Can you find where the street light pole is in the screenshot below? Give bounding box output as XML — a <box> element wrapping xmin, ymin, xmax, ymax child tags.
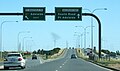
<box><xmin>74</xmin><ymin>33</ymin><xmax>80</xmax><ymax>48</ymax></box>
<box><xmin>25</xmin><ymin>40</ymin><xmax>33</xmax><ymax>52</ymax></box>
<box><xmin>84</xmin><ymin>26</ymin><xmax>90</xmax><ymax>49</ymax></box>
<box><xmin>74</xmin><ymin>32</ymin><xmax>83</xmax><ymax>48</ymax></box>
<box><xmin>75</xmin><ymin>26</ymin><xmax>90</xmax><ymax>49</ymax></box>
<box><xmin>0</xmin><ymin>21</ymin><xmax>18</xmax><ymax>58</ymax></box>
<box><xmin>22</xmin><ymin>37</ymin><xmax>32</xmax><ymax>52</ymax></box>
<box><xmin>17</xmin><ymin>31</ymin><xmax>30</xmax><ymax>52</ymax></box>
<box><xmin>83</xmin><ymin>8</ymin><xmax>107</xmax><ymax>50</ymax></box>
<box><xmin>80</xmin><ymin>34</ymin><xmax>83</xmax><ymax>48</ymax></box>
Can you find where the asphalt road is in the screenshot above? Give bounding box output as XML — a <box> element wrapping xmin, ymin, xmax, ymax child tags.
<box><xmin>0</xmin><ymin>49</ymin><xmax>112</xmax><ymax>71</ymax></box>
<box><xmin>0</xmin><ymin>56</ymin><xmax>42</xmax><ymax>71</ymax></box>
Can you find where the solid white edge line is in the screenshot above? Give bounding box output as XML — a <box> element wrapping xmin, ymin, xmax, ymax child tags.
<box><xmin>79</xmin><ymin>58</ymin><xmax>113</xmax><ymax>71</ymax></box>
<box><xmin>88</xmin><ymin>61</ymin><xmax>113</xmax><ymax>71</ymax></box>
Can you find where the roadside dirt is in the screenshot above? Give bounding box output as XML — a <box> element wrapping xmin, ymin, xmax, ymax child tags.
<box><xmin>108</xmin><ymin>64</ymin><xmax>120</xmax><ymax>70</ymax></box>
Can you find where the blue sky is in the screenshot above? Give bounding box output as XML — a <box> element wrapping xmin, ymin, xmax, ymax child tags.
<box><xmin>0</xmin><ymin>0</ymin><xmax>120</xmax><ymax>52</ymax></box>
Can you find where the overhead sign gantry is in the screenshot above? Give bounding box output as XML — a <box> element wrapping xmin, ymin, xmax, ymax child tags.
<box><xmin>0</xmin><ymin>7</ymin><xmax>102</xmax><ymax>58</ymax></box>
<box><xmin>55</xmin><ymin>7</ymin><xmax>82</xmax><ymax>21</ymax></box>
<box><xmin>23</xmin><ymin>7</ymin><xmax>45</xmax><ymax>20</ymax></box>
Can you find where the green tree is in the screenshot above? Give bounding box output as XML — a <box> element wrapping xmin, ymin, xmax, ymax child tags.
<box><xmin>110</xmin><ymin>52</ymin><xmax>116</xmax><ymax>58</ymax></box>
<box><xmin>116</xmin><ymin>50</ymin><xmax>120</xmax><ymax>55</ymax></box>
<box><xmin>53</xmin><ymin>48</ymin><xmax>61</xmax><ymax>53</ymax></box>
<box><xmin>41</xmin><ymin>49</ymin><xmax>44</xmax><ymax>55</ymax></box>
<box><xmin>101</xmin><ymin>49</ymin><xmax>110</xmax><ymax>54</ymax></box>
<box><xmin>33</xmin><ymin>50</ymin><xmax>37</xmax><ymax>54</ymax></box>
<box><xmin>37</xmin><ymin>49</ymin><xmax>41</xmax><ymax>54</ymax></box>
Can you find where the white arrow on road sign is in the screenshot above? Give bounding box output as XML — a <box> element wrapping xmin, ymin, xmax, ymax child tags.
<box><xmin>77</xmin><ymin>14</ymin><xmax>80</xmax><ymax>19</ymax></box>
<box><xmin>25</xmin><ymin>16</ymin><xmax>29</xmax><ymax>20</ymax></box>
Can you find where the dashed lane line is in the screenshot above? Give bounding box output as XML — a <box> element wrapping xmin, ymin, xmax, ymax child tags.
<box><xmin>60</xmin><ymin>66</ymin><xmax>62</xmax><ymax>68</ymax></box>
<box><xmin>55</xmin><ymin>60</ymin><xmax>69</xmax><ymax>71</ymax></box>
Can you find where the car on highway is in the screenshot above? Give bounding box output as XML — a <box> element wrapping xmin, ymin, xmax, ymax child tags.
<box><xmin>32</xmin><ymin>54</ymin><xmax>37</xmax><ymax>60</ymax></box>
<box><xmin>71</xmin><ymin>54</ymin><xmax>77</xmax><ymax>59</ymax></box>
<box><xmin>4</xmin><ymin>53</ymin><xmax>26</xmax><ymax>69</ymax></box>
<box><xmin>72</xmin><ymin>47</ymin><xmax>74</xmax><ymax>49</ymax></box>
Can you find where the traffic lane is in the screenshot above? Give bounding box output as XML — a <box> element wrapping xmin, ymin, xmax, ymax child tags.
<box><xmin>59</xmin><ymin>48</ymin><xmax>111</xmax><ymax>71</ymax></box>
<box><xmin>0</xmin><ymin>62</ymin><xmax>3</xmax><ymax>70</ymax></box>
<box><xmin>24</xmin><ymin>49</ymin><xmax>111</xmax><ymax>71</ymax></box>
<box><xmin>24</xmin><ymin>49</ymin><xmax>72</xmax><ymax>71</ymax></box>
<box><xmin>58</xmin><ymin>58</ymin><xmax>111</xmax><ymax>71</ymax></box>
<box><xmin>0</xmin><ymin>49</ymin><xmax>71</xmax><ymax>71</ymax></box>
<box><xmin>64</xmin><ymin>49</ymin><xmax>74</xmax><ymax>59</ymax></box>
<box><xmin>23</xmin><ymin>49</ymin><xmax>71</xmax><ymax>71</ymax></box>
<box><xmin>23</xmin><ymin>56</ymin><xmax>70</xmax><ymax>71</ymax></box>
<box><xmin>0</xmin><ymin>58</ymin><xmax>41</xmax><ymax>70</ymax></box>
<box><xmin>26</xmin><ymin>57</ymin><xmax>41</xmax><ymax>68</ymax></box>
<box><xmin>0</xmin><ymin>62</ymin><xmax>3</xmax><ymax>66</ymax></box>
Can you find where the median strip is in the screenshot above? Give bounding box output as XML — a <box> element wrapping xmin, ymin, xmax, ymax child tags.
<box><xmin>39</xmin><ymin>48</ymin><xmax>67</xmax><ymax>63</ymax></box>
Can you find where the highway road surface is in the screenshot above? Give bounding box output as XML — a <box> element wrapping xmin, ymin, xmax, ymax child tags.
<box><xmin>0</xmin><ymin>49</ymin><xmax>112</xmax><ymax>71</ymax></box>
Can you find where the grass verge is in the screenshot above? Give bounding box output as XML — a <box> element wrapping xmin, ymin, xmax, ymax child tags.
<box><xmin>76</xmin><ymin>48</ymin><xmax>120</xmax><ymax>71</ymax></box>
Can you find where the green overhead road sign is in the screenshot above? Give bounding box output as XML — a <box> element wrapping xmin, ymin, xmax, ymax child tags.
<box><xmin>55</xmin><ymin>7</ymin><xmax>82</xmax><ymax>21</ymax></box>
<box><xmin>23</xmin><ymin>7</ymin><xmax>45</xmax><ymax>21</ymax></box>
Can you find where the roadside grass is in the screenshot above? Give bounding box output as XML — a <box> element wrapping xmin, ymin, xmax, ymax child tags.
<box><xmin>49</xmin><ymin>49</ymin><xmax>65</xmax><ymax>59</ymax></box>
<box><xmin>23</xmin><ymin>55</ymin><xmax>32</xmax><ymax>59</ymax></box>
<box><xmin>76</xmin><ymin>48</ymin><xmax>120</xmax><ymax>70</ymax></box>
<box><xmin>96</xmin><ymin>59</ymin><xmax>120</xmax><ymax>66</ymax></box>
<box><xmin>40</xmin><ymin>55</ymin><xmax>50</xmax><ymax>60</ymax></box>
<box><xmin>0</xmin><ymin>58</ymin><xmax>4</xmax><ymax>62</ymax></box>
<box><xmin>40</xmin><ymin>48</ymin><xmax>66</xmax><ymax>60</ymax></box>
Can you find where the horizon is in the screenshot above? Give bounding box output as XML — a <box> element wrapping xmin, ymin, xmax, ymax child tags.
<box><xmin>0</xmin><ymin>0</ymin><xmax>120</xmax><ymax>52</ymax></box>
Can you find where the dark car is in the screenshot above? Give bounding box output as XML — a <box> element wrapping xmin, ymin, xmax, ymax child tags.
<box><xmin>72</xmin><ymin>47</ymin><xmax>74</xmax><ymax>49</ymax></box>
<box><xmin>71</xmin><ymin>54</ymin><xmax>77</xmax><ymax>59</ymax></box>
<box><xmin>32</xmin><ymin>54</ymin><xmax>37</xmax><ymax>60</ymax></box>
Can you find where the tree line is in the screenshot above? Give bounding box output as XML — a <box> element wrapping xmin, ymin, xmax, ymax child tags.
<box><xmin>32</xmin><ymin>47</ymin><xmax>61</xmax><ymax>55</ymax></box>
<box><xmin>101</xmin><ymin>49</ymin><xmax>120</xmax><ymax>58</ymax></box>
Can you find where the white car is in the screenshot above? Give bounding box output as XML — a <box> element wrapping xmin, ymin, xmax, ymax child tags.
<box><xmin>4</xmin><ymin>53</ymin><xmax>26</xmax><ymax>69</ymax></box>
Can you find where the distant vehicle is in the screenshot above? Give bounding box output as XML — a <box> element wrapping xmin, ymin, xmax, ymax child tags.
<box><xmin>4</xmin><ymin>53</ymin><xmax>26</xmax><ymax>69</ymax></box>
<box><xmin>32</xmin><ymin>54</ymin><xmax>37</xmax><ymax>60</ymax></box>
<box><xmin>71</xmin><ymin>54</ymin><xmax>77</xmax><ymax>59</ymax></box>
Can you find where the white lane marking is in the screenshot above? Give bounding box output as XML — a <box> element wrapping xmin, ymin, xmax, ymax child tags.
<box><xmin>88</xmin><ymin>62</ymin><xmax>113</xmax><ymax>71</ymax></box>
<box><xmin>64</xmin><ymin>62</ymin><xmax>66</xmax><ymax>64</ymax></box>
<box><xmin>65</xmin><ymin>60</ymin><xmax>68</xmax><ymax>63</ymax></box>
<box><xmin>64</xmin><ymin>60</ymin><xmax>68</xmax><ymax>64</ymax></box>
<box><xmin>39</xmin><ymin>57</ymin><xmax>43</xmax><ymax>64</ymax></box>
<box><xmin>60</xmin><ymin>66</ymin><xmax>62</xmax><ymax>68</ymax></box>
<box><xmin>79</xmin><ymin>58</ymin><xmax>112</xmax><ymax>71</ymax></box>
<box><xmin>55</xmin><ymin>70</ymin><xmax>58</xmax><ymax>71</ymax></box>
